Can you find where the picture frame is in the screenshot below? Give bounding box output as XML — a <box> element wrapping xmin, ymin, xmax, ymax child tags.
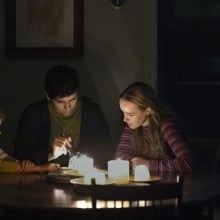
<box><xmin>5</xmin><ymin>0</ymin><xmax>84</xmax><ymax>58</ymax></box>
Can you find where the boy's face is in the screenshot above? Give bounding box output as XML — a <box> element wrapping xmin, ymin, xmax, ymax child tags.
<box><xmin>50</xmin><ymin>92</ymin><xmax>78</xmax><ymax>117</ymax></box>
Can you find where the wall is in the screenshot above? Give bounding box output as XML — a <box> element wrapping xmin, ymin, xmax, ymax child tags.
<box><xmin>158</xmin><ymin>0</ymin><xmax>220</xmax><ymax>138</ymax></box>
<box><xmin>0</xmin><ymin>0</ymin><xmax>157</xmax><ymax>155</ymax></box>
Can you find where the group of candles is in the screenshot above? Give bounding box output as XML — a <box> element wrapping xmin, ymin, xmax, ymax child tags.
<box><xmin>108</xmin><ymin>159</ymin><xmax>150</xmax><ymax>184</ymax></box>
<box><xmin>70</xmin><ymin>155</ymin><xmax>150</xmax><ymax>185</ymax></box>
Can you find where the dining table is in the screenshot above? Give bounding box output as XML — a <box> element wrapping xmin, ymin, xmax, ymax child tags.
<box><xmin>0</xmin><ymin>170</ymin><xmax>220</xmax><ymax>219</ymax></box>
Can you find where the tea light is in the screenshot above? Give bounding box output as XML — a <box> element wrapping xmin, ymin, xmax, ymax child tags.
<box><xmin>84</xmin><ymin>168</ymin><xmax>106</xmax><ymax>185</ymax></box>
<box><xmin>134</xmin><ymin>165</ymin><xmax>150</xmax><ymax>181</ymax></box>
<box><xmin>75</xmin><ymin>155</ymin><xmax>94</xmax><ymax>176</ymax></box>
<box><xmin>108</xmin><ymin>159</ymin><xmax>129</xmax><ymax>184</ymax></box>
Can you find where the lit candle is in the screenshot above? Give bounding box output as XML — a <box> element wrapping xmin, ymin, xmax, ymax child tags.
<box><xmin>75</xmin><ymin>155</ymin><xmax>94</xmax><ymax>176</ymax></box>
<box><xmin>134</xmin><ymin>165</ymin><xmax>150</xmax><ymax>181</ymax></box>
<box><xmin>95</xmin><ymin>171</ymin><xmax>106</xmax><ymax>184</ymax></box>
<box><xmin>68</xmin><ymin>155</ymin><xmax>79</xmax><ymax>169</ymax></box>
<box><xmin>108</xmin><ymin>159</ymin><xmax>129</xmax><ymax>184</ymax></box>
<box><xmin>84</xmin><ymin>168</ymin><xmax>106</xmax><ymax>185</ymax></box>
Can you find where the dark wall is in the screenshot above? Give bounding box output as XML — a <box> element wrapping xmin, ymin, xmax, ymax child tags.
<box><xmin>0</xmin><ymin>1</ymin><xmax>157</xmax><ymax>155</ymax></box>
<box><xmin>157</xmin><ymin>0</ymin><xmax>220</xmax><ymax>138</ymax></box>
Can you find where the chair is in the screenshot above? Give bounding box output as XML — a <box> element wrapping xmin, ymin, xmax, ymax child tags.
<box><xmin>206</xmin><ymin>194</ymin><xmax>220</xmax><ymax>220</ymax></box>
<box><xmin>90</xmin><ymin>175</ymin><xmax>183</xmax><ymax>220</ymax></box>
<box><xmin>189</xmin><ymin>137</ymin><xmax>220</xmax><ymax>173</ymax></box>
<box><xmin>187</xmin><ymin>137</ymin><xmax>220</xmax><ymax>220</ymax></box>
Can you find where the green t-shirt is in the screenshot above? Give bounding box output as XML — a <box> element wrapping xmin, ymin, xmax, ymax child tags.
<box><xmin>48</xmin><ymin>100</ymin><xmax>82</xmax><ymax>166</ymax></box>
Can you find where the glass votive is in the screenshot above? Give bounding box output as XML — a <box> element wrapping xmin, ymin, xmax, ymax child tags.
<box><xmin>94</xmin><ymin>171</ymin><xmax>106</xmax><ymax>185</ymax></box>
<box><xmin>108</xmin><ymin>159</ymin><xmax>129</xmax><ymax>184</ymax></box>
<box><xmin>84</xmin><ymin>168</ymin><xmax>106</xmax><ymax>185</ymax></box>
<box><xmin>75</xmin><ymin>155</ymin><xmax>94</xmax><ymax>176</ymax></box>
<box><xmin>134</xmin><ymin>165</ymin><xmax>150</xmax><ymax>181</ymax></box>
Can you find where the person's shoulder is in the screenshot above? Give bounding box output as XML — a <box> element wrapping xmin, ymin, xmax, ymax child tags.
<box><xmin>80</xmin><ymin>96</ymin><xmax>105</xmax><ymax>117</ymax></box>
<box><xmin>81</xmin><ymin>96</ymin><xmax>100</xmax><ymax>108</ymax></box>
<box><xmin>160</xmin><ymin>116</ymin><xmax>187</xmax><ymax>136</ymax></box>
<box><xmin>24</xmin><ymin>99</ymin><xmax>47</xmax><ymax>109</ymax></box>
<box><xmin>81</xmin><ymin>96</ymin><xmax>91</xmax><ymax>103</ymax></box>
<box><xmin>21</xmin><ymin>99</ymin><xmax>48</xmax><ymax>115</ymax></box>
<box><xmin>160</xmin><ymin>117</ymin><xmax>178</xmax><ymax>127</ymax></box>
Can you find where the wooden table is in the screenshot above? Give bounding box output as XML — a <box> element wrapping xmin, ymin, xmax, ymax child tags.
<box><xmin>0</xmin><ymin>171</ymin><xmax>219</xmax><ymax>219</ymax></box>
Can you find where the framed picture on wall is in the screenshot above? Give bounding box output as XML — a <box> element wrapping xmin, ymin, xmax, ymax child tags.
<box><xmin>5</xmin><ymin>0</ymin><xmax>84</xmax><ymax>58</ymax></box>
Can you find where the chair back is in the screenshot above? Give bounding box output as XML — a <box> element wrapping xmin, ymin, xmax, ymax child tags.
<box><xmin>91</xmin><ymin>175</ymin><xmax>183</xmax><ymax>220</ymax></box>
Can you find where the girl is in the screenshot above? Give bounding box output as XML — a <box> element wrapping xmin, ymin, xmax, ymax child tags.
<box><xmin>116</xmin><ymin>82</ymin><xmax>193</xmax><ymax>173</ymax></box>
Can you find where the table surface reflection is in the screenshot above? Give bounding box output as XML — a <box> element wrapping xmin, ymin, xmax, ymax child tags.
<box><xmin>0</xmin><ymin>172</ymin><xmax>220</xmax><ymax>210</ymax></box>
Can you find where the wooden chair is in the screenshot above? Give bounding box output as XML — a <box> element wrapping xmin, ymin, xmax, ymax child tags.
<box><xmin>90</xmin><ymin>175</ymin><xmax>183</xmax><ymax>220</ymax></box>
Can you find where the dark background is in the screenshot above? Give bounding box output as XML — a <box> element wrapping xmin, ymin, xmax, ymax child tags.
<box><xmin>157</xmin><ymin>0</ymin><xmax>220</xmax><ymax>139</ymax></box>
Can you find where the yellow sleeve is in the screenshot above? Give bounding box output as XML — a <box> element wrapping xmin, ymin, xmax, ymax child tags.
<box><xmin>0</xmin><ymin>148</ymin><xmax>21</xmax><ymax>172</ymax></box>
<box><xmin>0</xmin><ymin>160</ymin><xmax>22</xmax><ymax>172</ymax></box>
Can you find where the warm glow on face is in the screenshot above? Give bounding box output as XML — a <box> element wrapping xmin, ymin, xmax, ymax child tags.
<box><xmin>119</xmin><ymin>100</ymin><xmax>148</xmax><ymax>129</ymax></box>
<box><xmin>51</xmin><ymin>92</ymin><xmax>78</xmax><ymax>117</ymax></box>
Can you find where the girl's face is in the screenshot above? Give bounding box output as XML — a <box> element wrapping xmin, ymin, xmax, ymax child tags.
<box><xmin>119</xmin><ymin>99</ymin><xmax>151</xmax><ymax>129</ymax></box>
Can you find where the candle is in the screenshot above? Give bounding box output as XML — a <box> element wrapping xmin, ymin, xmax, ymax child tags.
<box><xmin>108</xmin><ymin>159</ymin><xmax>129</xmax><ymax>184</ymax></box>
<box><xmin>84</xmin><ymin>168</ymin><xmax>106</xmax><ymax>185</ymax></box>
<box><xmin>75</xmin><ymin>155</ymin><xmax>94</xmax><ymax>176</ymax></box>
<box><xmin>95</xmin><ymin>171</ymin><xmax>106</xmax><ymax>185</ymax></box>
<box><xmin>68</xmin><ymin>155</ymin><xmax>79</xmax><ymax>169</ymax></box>
<box><xmin>134</xmin><ymin>165</ymin><xmax>150</xmax><ymax>181</ymax></box>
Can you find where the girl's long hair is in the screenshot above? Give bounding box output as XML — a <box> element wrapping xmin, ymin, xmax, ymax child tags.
<box><xmin>120</xmin><ymin>82</ymin><xmax>171</xmax><ymax>159</ymax></box>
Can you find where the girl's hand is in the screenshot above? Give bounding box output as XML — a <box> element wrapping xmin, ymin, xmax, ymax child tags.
<box><xmin>131</xmin><ymin>157</ymin><xmax>150</xmax><ymax>170</ymax></box>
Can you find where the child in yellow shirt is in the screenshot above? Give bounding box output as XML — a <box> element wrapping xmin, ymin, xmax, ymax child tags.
<box><xmin>0</xmin><ymin>110</ymin><xmax>60</xmax><ymax>173</ymax></box>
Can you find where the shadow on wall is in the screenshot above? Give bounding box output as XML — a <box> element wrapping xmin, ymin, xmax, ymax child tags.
<box><xmin>79</xmin><ymin>34</ymin><xmax>125</xmax><ymax>149</ymax></box>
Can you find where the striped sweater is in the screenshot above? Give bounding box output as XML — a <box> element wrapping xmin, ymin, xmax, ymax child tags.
<box><xmin>115</xmin><ymin>119</ymin><xmax>193</xmax><ymax>173</ymax></box>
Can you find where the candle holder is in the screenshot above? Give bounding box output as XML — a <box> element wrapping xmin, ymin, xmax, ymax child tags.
<box><xmin>75</xmin><ymin>155</ymin><xmax>94</xmax><ymax>176</ymax></box>
<box><xmin>134</xmin><ymin>165</ymin><xmax>150</xmax><ymax>182</ymax></box>
<box><xmin>84</xmin><ymin>168</ymin><xmax>106</xmax><ymax>185</ymax></box>
<box><xmin>108</xmin><ymin>159</ymin><xmax>129</xmax><ymax>184</ymax></box>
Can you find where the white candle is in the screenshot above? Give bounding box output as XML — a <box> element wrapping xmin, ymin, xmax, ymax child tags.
<box><xmin>108</xmin><ymin>159</ymin><xmax>129</xmax><ymax>184</ymax></box>
<box><xmin>95</xmin><ymin>171</ymin><xmax>106</xmax><ymax>184</ymax></box>
<box><xmin>84</xmin><ymin>168</ymin><xmax>96</xmax><ymax>184</ymax></box>
<box><xmin>75</xmin><ymin>155</ymin><xmax>94</xmax><ymax>176</ymax></box>
<box><xmin>134</xmin><ymin>165</ymin><xmax>150</xmax><ymax>181</ymax></box>
<box><xmin>84</xmin><ymin>168</ymin><xmax>106</xmax><ymax>185</ymax></box>
<box><xmin>68</xmin><ymin>155</ymin><xmax>79</xmax><ymax>169</ymax></box>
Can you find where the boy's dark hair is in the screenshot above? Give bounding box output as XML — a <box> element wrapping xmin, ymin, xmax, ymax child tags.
<box><xmin>45</xmin><ymin>65</ymin><xmax>80</xmax><ymax>99</ymax></box>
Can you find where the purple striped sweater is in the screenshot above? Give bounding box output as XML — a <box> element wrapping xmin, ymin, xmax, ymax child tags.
<box><xmin>115</xmin><ymin>119</ymin><xmax>193</xmax><ymax>173</ymax></box>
